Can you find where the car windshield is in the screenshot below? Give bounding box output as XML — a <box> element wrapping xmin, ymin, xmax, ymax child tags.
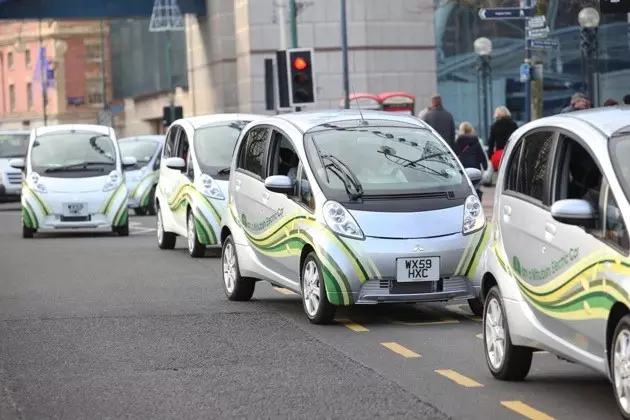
<box><xmin>305</xmin><ymin>122</ymin><xmax>464</xmax><ymax>197</ymax></box>
<box><xmin>31</xmin><ymin>131</ymin><xmax>117</xmax><ymax>178</ymax></box>
<box><xmin>119</xmin><ymin>139</ymin><xmax>159</xmax><ymax>167</ymax></box>
<box><xmin>193</xmin><ymin>120</ymin><xmax>250</xmax><ymax>176</ymax></box>
<box><xmin>611</xmin><ymin>136</ymin><xmax>630</xmax><ymax>201</ymax></box>
<box><xmin>0</xmin><ymin>133</ymin><xmax>29</xmax><ymax>158</ymax></box>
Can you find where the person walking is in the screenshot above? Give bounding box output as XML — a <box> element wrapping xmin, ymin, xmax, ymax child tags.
<box><xmin>454</xmin><ymin>122</ymin><xmax>488</xmax><ymax>200</ymax></box>
<box><xmin>487</xmin><ymin>105</ymin><xmax>518</xmax><ymax>173</ymax></box>
<box><xmin>421</xmin><ymin>94</ymin><xmax>456</xmax><ymax>150</ymax></box>
<box><xmin>561</xmin><ymin>93</ymin><xmax>590</xmax><ymax>113</ymax></box>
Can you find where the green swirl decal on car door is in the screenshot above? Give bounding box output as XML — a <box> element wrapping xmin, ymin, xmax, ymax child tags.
<box><xmin>167</xmin><ymin>183</ymin><xmax>221</xmax><ymax>246</ymax></box>
<box><xmin>455</xmin><ymin>225</ymin><xmax>491</xmax><ymax>279</ymax></box>
<box><xmin>132</xmin><ymin>171</ymin><xmax>159</xmax><ymax>207</ymax></box>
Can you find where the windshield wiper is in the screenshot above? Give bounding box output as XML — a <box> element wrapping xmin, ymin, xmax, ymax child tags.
<box><xmin>217</xmin><ymin>167</ymin><xmax>231</xmax><ymax>175</ymax></box>
<box><xmin>44</xmin><ymin>161</ymin><xmax>111</xmax><ymax>173</ymax></box>
<box><xmin>378</xmin><ymin>151</ymin><xmax>451</xmax><ymax>178</ymax></box>
<box><xmin>320</xmin><ymin>154</ymin><xmax>363</xmax><ymax>200</ymax></box>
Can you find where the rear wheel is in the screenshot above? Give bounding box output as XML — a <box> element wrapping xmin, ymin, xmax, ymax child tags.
<box><xmin>468</xmin><ymin>297</ymin><xmax>484</xmax><ymax>316</ymax></box>
<box><xmin>22</xmin><ymin>225</ymin><xmax>35</xmax><ymax>238</ymax></box>
<box><xmin>114</xmin><ymin>224</ymin><xmax>129</xmax><ymax>237</ymax></box>
<box><xmin>187</xmin><ymin>210</ymin><xmax>206</xmax><ymax>257</ymax></box>
<box><xmin>156</xmin><ymin>204</ymin><xmax>176</xmax><ymax>249</ymax></box>
<box><xmin>135</xmin><ymin>207</ymin><xmax>147</xmax><ymax>216</ymax></box>
<box><xmin>222</xmin><ymin>235</ymin><xmax>255</xmax><ymax>301</ymax></box>
<box><xmin>611</xmin><ymin>315</ymin><xmax>630</xmax><ymax>419</ymax></box>
<box><xmin>146</xmin><ymin>186</ymin><xmax>157</xmax><ymax>216</ymax></box>
<box><xmin>483</xmin><ymin>286</ymin><xmax>533</xmax><ymax>381</ymax></box>
<box><xmin>301</xmin><ymin>252</ymin><xmax>336</xmax><ymax>325</ymax></box>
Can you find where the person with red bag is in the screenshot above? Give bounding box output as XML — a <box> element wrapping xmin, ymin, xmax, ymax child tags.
<box><xmin>487</xmin><ymin>106</ymin><xmax>518</xmax><ymax>172</ymax></box>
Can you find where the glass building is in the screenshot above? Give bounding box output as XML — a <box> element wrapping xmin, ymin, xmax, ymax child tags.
<box><xmin>435</xmin><ymin>0</ymin><xmax>630</xmax><ymax>129</ymax></box>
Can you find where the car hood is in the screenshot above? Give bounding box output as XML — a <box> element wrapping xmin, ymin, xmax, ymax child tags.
<box><xmin>39</xmin><ymin>174</ymin><xmax>111</xmax><ymax>193</ymax></box>
<box><xmin>348</xmin><ymin>205</ymin><xmax>464</xmax><ymax>239</ymax></box>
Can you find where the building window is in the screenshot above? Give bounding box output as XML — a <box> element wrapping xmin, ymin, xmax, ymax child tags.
<box><xmin>9</xmin><ymin>84</ymin><xmax>15</xmax><ymax>112</ymax></box>
<box><xmin>26</xmin><ymin>82</ymin><xmax>33</xmax><ymax>110</ymax></box>
<box><xmin>87</xmin><ymin>79</ymin><xmax>103</xmax><ymax>104</ymax></box>
<box><xmin>7</xmin><ymin>52</ymin><xmax>14</xmax><ymax>69</ymax></box>
<box><xmin>25</xmin><ymin>49</ymin><xmax>31</xmax><ymax>67</ymax></box>
<box><xmin>85</xmin><ymin>43</ymin><xmax>102</xmax><ymax>62</ymax></box>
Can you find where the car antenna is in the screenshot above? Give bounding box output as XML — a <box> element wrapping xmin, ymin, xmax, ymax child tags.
<box><xmin>350</xmin><ymin>85</ymin><xmax>366</xmax><ymax>124</ymax></box>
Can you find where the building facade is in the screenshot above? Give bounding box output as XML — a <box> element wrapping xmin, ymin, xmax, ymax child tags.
<box><xmin>0</xmin><ymin>20</ymin><xmax>113</xmax><ymax>130</ymax></box>
<box><xmin>114</xmin><ymin>0</ymin><xmax>438</xmax><ymax>136</ymax></box>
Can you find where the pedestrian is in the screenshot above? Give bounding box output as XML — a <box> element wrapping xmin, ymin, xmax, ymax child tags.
<box><xmin>454</xmin><ymin>122</ymin><xmax>488</xmax><ymax>201</ymax></box>
<box><xmin>603</xmin><ymin>99</ymin><xmax>619</xmax><ymax>106</ymax></box>
<box><xmin>623</xmin><ymin>94</ymin><xmax>630</xmax><ymax>105</ymax></box>
<box><xmin>420</xmin><ymin>94</ymin><xmax>456</xmax><ymax>150</ymax></box>
<box><xmin>561</xmin><ymin>93</ymin><xmax>591</xmax><ymax>113</ymax></box>
<box><xmin>487</xmin><ymin>105</ymin><xmax>518</xmax><ymax>173</ymax></box>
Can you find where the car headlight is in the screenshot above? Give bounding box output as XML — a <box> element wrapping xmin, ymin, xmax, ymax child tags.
<box><xmin>462</xmin><ymin>194</ymin><xmax>485</xmax><ymax>235</ymax></box>
<box><xmin>103</xmin><ymin>170</ymin><xmax>121</xmax><ymax>192</ymax></box>
<box><xmin>200</xmin><ymin>173</ymin><xmax>224</xmax><ymax>200</ymax></box>
<box><xmin>27</xmin><ymin>172</ymin><xmax>47</xmax><ymax>193</ymax></box>
<box><xmin>322</xmin><ymin>200</ymin><xmax>364</xmax><ymax>240</ymax></box>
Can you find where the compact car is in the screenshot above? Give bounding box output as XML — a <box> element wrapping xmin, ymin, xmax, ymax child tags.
<box><xmin>0</xmin><ymin>130</ymin><xmax>29</xmax><ymax>201</ymax></box>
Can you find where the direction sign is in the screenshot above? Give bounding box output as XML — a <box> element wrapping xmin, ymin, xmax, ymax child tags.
<box><xmin>526</xmin><ymin>15</ymin><xmax>546</xmax><ymax>29</ymax></box>
<box><xmin>478</xmin><ymin>7</ymin><xmax>534</xmax><ymax>20</ymax></box>
<box><xmin>528</xmin><ymin>38</ymin><xmax>560</xmax><ymax>50</ymax></box>
<box><xmin>527</xmin><ymin>26</ymin><xmax>550</xmax><ymax>39</ymax></box>
<box><xmin>520</xmin><ymin>63</ymin><xmax>531</xmax><ymax>83</ymax></box>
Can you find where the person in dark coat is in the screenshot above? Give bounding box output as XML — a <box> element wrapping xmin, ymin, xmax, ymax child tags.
<box><xmin>487</xmin><ymin>105</ymin><xmax>518</xmax><ymax>171</ymax></box>
<box><xmin>454</xmin><ymin>122</ymin><xmax>488</xmax><ymax>200</ymax></box>
<box><xmin>604</xmin><ymin>99</ymin><xmax>618</xmax><ymax>106</ymax></box>
<box><xmin>421</xmin><ymin>94</ymin><xmax>456</xmax><ymax>150</ymax></box>
<box><xmin>623</xmin><ymin>94</ymin><xmax>630</xmax><ymax>105</ymax></box>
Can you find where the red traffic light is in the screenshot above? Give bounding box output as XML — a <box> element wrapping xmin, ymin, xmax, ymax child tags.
<box><xmin>293</xmin><ymin>57</ymin><xmax>308</xmax><ymax>71</ymax></box>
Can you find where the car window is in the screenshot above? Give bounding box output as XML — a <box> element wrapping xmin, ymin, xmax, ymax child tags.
<box><xmin>175</xmin><ymin>130</ymin><xmax>190</xmax><ymax>173</ymax></box>
<box><xmin>163</xmin><ymin>127</ymin><xmax>178</xmax><ymax>159</ymax></box>
<box><xmin>237</xmin><ymin>127</ymin><xmax>270</xmax><ymax>178</ymax></box>
<box><xmin>119</xmin><ymin>139</ymin><xmax>159</xmax><ymax>168</ymax></box>
<box><xmin>298</xmin><ymin>164</ymin><xmax>315</xmax><ymax>211</ymax></box>
<box><xmin>553</xmin><ymin>135</ymin><xmax>602</xmax><ymax>208</ymax></box>
<box><xmin>193</xmin><ymin>121</ymin><xmax>250</xmax><ymax>175</ymax></box>
<box><xmin>0</xmin><ymin>133</ymin><xmax>29</xmax><ymax>158</ymax></box>
<box><xmin>602</xmin><ymin>186</ymin><xmax>630</xmax><ymax>250</ymax></box>
<box><xmin>268</xmin><ymin>131</ymin><xmax>300</xmax><ymax>182</ymax></box>
<box><xmin>609</xmin><ymin>135</ymin><xmax>630</xmax><ymax>204</ymax></box>
<box><xmin>512</xmin><ymin>130</ymin><xmax>554</xmax><ymax>203</ymax></box>
<box><xmin>503</xmin><ymin>140</ymin><xmax>523</xmax><ymax>192</ymax></box>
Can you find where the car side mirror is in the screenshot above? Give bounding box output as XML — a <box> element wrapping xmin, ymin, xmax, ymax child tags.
<box><xmin>465</xmin><ymin>167</ymin><xmax>482</xmax><ymax>186</ymax></box>
<box><xmin>9</xmin><ymin>158</ymin><xmax>25</xmax><ymax>170</ymax></box>
<box><xmin>551</xmin><ymin>199</ymin><xmax>596</xmax><ymax>228</ymax></box>
<box><xmin>165</xmin><ymin>157</ymin><xmax>186</xmax><ymax>171</ymax></box>
<box><xmin>121</xmin><ymin>156</ymin><xmax>137</xmax><ymax>169</ymax></box>
<box><xmin>264</xmin><ymin>175</ymin><xmax>295</xmax><ymax>195</ymax></box>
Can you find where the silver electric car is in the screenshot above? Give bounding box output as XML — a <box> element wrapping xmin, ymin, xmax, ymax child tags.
<box><xmin>475</xmin><ymin>107</ymin><xmax>630</xmax><ymax>418</ymax></box>
<box><xmin>220</xmin><ymin>110</ymin><xmax>488</xmax><ymax>324</ymax></box>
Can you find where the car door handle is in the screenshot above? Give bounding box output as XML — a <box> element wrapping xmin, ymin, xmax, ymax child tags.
<box><xmin>235</xmin><ymin>179</ymin><xmax>241</xmax><ymax>191</ymax></box>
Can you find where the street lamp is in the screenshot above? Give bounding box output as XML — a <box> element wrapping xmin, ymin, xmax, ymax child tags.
<box><xmin>474</xmin><ymin>37</ymin><xmax>493</xmax><ymax>143</ymax></box>
<box><xmin>579</xmin><ymin>7</ymin><xmax>600</xmax><ymax>106</ymax></box>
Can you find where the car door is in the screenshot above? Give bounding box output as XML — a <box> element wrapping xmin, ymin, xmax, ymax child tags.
<box><xmin>171</xmin><ymin>128</ymin><xmax>191</xmax><ymax>234</ymax></box>
<box><xmin>546</xmin><ymin>132</ymin><xmax>623</xmax><ymax>356</ymax></box>
<box><xmin>158</xmin><ymin>126</ymin><xmax>180</xmax><ymax>232</ymax></box>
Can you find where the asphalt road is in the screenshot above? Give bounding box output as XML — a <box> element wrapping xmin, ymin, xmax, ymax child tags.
<box><xmin>0</xmin><ymin>194</ymin><xmax>619</xmax><ymax>420</ymax></box>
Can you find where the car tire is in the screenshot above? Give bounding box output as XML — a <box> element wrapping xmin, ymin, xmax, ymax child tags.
<box><xmin>483</xmin><ymin>285</ymin><xmax>533</xmax><ymax>381</ymax></box>
<box><xmin>187</xmin><ymin>210</ymin><xmax>206</xmax><ymax>258</ymax></box>
<box><xmin>468</xmin><ymin>297</ymin><xmax>484</xmax><ymax>316</ymax></box>
<box><xmin>114</xmin><ymin>224</ymin><xmax>129</xmax><ymax>237</ymax></box>
<box><xmin>147</xmin><ymin>186</ymin><xmax>157</xmax><ymax>216</ymax></box>
<box><xmin>156</xmin><ymin>204</ymin><xmax>176</xmax><ymax>250</ymax></box>
<box><xmin>301</xmin><ymin>252</ymin><xmax>336</xmax><ymax>325</ymax></box>
<box><xmin>611</xmin><ymin>315</ymin><xmax>630</xmax><ymax>419</ymax></box>
<box><xmin>135</xmin><ymin>207</ymin><xmax>147</xmax><ymax>216</ymax></box>
<box><xmin>222</xmin><ymin>235</ymin><xmax>255</xmax><ymax>301</ymax></box>
<box><xmin>22</xmin><ymin>225</ymin><xmax>35</xmax><ymax>239</ymax></box>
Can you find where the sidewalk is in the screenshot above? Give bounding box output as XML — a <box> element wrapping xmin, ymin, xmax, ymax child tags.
<box><xmin>481</xmin><ymin>186</ymin><xmax>495</xmax><ymax>217</ymax></box>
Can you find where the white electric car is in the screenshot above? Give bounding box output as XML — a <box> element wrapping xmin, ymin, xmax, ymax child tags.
<box><xmin>10</xmin><ymin>124</ymin><xmax>137</xmax><ymax>238</ymax></box>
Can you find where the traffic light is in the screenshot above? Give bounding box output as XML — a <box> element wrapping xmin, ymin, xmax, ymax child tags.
<box><xmin>162</xmin><ymin>106</ymin><xmax>183</xmax><ymax>127</ymax></box>
<box><xmin>287</xmin><ymin>48</ymin><xmax>316</xmax><ymax>107</ymax></box>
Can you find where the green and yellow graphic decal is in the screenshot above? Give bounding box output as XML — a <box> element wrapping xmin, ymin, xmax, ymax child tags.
<box><xmin>21</xmin><ymin>186</ymin><xmax>51</xmax><ymax>229</ymax></box>
<box><xmin>455</xmin><ymin>226</ymin><xmax>491</xmax><ymax>279</ymax></box>
<box><xmin>131</xmin><ymin>171</ymin><xmax>158</xmax><ymax>208</ymax></box>
<box><xmin>167</xmin><ymin>183</ymin><xmax>222</xmax><ymax>246</ymax></box>
<box><xmin>229</xmin><ymin>203</ymin><xmax>379</xmax><ymax>306</ymax></box>
<box><xmin>101</xmin><ymin>183</ymin><xmax>129</xmax><ymax>226</ymax></box>
<box><xmin>493</xmin><ymin>236</ymin><xmax>630</xmax><ymax>321</ymax></box>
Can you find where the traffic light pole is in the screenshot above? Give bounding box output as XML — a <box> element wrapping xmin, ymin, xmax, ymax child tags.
<box><xmin>341</xmin><ymin>0</ymin><xmax>350</xmax><ymax>109</ymax></box>
<box><xmin>288</xmin><ymin>0</ymin><xmax>301</xmax><ymax>111</ymax></box>
<box><xmin>166</xmin><ymin>30</ymin><xmax>175</xmax><ymax>127</ymax></box>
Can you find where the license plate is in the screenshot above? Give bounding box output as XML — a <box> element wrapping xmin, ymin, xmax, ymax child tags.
<box><xmin>396</xmin><ymin>257</ymin><xmax>440</xmax><ymax>282</ymax></box>
<box><xmin>63</xmin><ymin>203</ymin><xmax>87</xmax><ymax>216</ymax></box>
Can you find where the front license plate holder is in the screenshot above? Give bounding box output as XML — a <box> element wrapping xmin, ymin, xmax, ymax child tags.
<box><xmin>396</xmin><ymin>256</ymin><xmax>440</xmax><ymax>282</ymax></box>
<box><xmin>389</xmin><ymin>279</ymin><xmax>443</xmax><ymax>294</ymax></box>
<box><xmin>63</xmin><ymin>203</ymin><xmax>88</xmax><ymax>217</ymax></box>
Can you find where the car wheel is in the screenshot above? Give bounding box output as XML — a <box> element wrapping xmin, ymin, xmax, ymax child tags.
<box><xmin>468</xmin><ymin>297</ymin><xmax>484</xmax><ymax>316</ymax></box>
<box><xmin>147</xmin><ymin>186</ymin><xmax>157</xmax><ymax>216</ymax></box>
<box><xmin>114</xmin><ymin>224</ymin><xmax>129</xmax><ymax>237</ymax></box>
<box><xmin>483</xmin><ymin>286</ymin><xmax>533</xmax><ymax>381</ymax></box>
<box><xmin>301</xmin><ymin>252</ymin><xmax>336</xmax><ymax>325</ymax></box>
<box><xmin>156</xmin><ymin>204</ymin><xmax>176</xmax><ymax>250</ymax></box>
<box><xmin>187</xmin><ymin>210</ymin><xmax>205</xmax><ymax>258</ymax></box>
<box><xmin>22</xmin><ymin>225</ymin><xmax>35</xmax><ymax>238</ymax></box>
<box><xmin>135</xmin><ymin>207</ymin><xmax>147</xmax><ymax>216</ymax></box>
<box><xmin>611</xmin><ymin>315</ymin><xmax>630</xmax><ymax>419</ymax></box>
<box><xmin>222</xmin><ymin>235</ymin><xmax>255</xmax><ymax>301</ymax></box>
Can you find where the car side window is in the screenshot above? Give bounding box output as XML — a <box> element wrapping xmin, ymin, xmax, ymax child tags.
<box><xmin>175</xmin><ymin>130</ymin><xmax>190</xmax><ymax>173</ymax></box>
<box><xmin>163</xmin><ymin>127</ymin><xmax>178</xmax><ymax>159</ymax></box>
<box><xmin>602</xmin><ymin>186</ymin><xmax>630</xmax><ymax>250</ymax></box>
<box><xmin>153</xmin><ymin>149</ymin><xmax>162</xmax><ymax>170</ymax></box>
<box><xmin>553</xmin><ymin>135</ymin><xmax>602</xmax><ymax>207</ymax></box>
<box><xmin>298</xmin><ymin>164</ymin><xmax>315</xmax><ymax>211</ymax></box>
<box><xmin>268</xmin><ymin>131</ymin><xmax>300</xmax><ymax>182</ymax></box>
<box><xmin>504</xmin><ymin>141</ymin><xmax>523</xmax><ymax>192</ymax></box>
<box><xmin>514</xmin><ymin>131</ymin><xmax>554</xmax><ymax>203</ymax></box>
<box><xmin>237</xmin><ymin>127</ymin><xmax>270</xmax><ymax>178</ymax></box>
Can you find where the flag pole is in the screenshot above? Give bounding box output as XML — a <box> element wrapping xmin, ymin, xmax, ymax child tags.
<box><xmin>38</xmin><ymin>19</ymin><xmax>48</xmax><ymax>126</ymax></box>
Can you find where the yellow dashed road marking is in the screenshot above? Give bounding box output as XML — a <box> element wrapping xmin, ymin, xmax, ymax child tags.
<box><xmin>273</xmin><ymin>287</ymin><xmax>297</xmax><ymax>296</ymax></box>
<box><xmin>476</xmin><ymin>333</ymin><xmax>483</xmax><ymax>340</ymax></box>
<box><xmin>390</xmin><ymin>319</ymin><xmax>459</xmax><ymax>326</ymax></box>
<box><xmin>501</xmin><ymin>401</ymin><xmax>555</xmax><ymax>420</ymax></box>
<box><xmin>381</xmin><ymin>342</ymin><xmax>421</xmax><ymax>358</ymax></box>
<box><xmin>435</xmin><ymin>369</ymin><xmax>483</xmax><ymax>387</ymax></box>
<box><xmin>336</xmin><ymin>318</ymin><xmax>369</xmax><ymax>332</ymax></box>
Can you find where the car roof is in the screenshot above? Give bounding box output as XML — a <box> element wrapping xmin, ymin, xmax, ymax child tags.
<box><xmin>270</xmin><ymin>109</ymin><xmax>427</xmax><ymax>133</ymax></box>
<box><xmin>180</xmin><ymin>113</ymin><xmax>268</xmax><ymax>130</ymax></box>
<box><xmin>34</xmin><ymin>124</ymin><xmax>114</xmax><ymax>136</ymax></box>
<box><xmin>551</xmin><ymin>106</ymin><xmax>630</xmax><ymax>137</ymax></box>
<box><xmin>119</xmin><ymin>135</ymin><xmax>165</xmax><ymax>144</ymax></box>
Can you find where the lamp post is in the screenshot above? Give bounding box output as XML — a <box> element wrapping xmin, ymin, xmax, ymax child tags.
<box><xmin>579</xmin><ymin>7</ymin><xmax>600</xmax><ymax>107</ymax></box>
<box><xmin>474</xmin><ymin>37</ymin><xmax>492</xmax><ymax>142</ymax></box>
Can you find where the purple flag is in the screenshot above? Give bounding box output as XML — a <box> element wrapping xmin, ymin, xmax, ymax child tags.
<box><xmin>32</xmin><ymin>47</ymin><xmax>54</xmax><ymax>89</ymax></box>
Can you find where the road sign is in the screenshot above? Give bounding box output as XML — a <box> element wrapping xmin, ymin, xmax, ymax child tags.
<box><xmin>527</xmin><ymin>26</ymin><xmax>550</xmax><ymax>39</ymax></box>
<box><xmin>528</xmin><ymin>38</ymin><xmax>560</xmax><ymax>50</ymax></box>
<box><xmin>520</xmin><ymin>63</ymin><xmax>531</xmax><ymax>83</ymax></box>
<box><xmin>526</xmin><ymin>15</ymin><xmax>546</xmax><ymax>29</ymax></box>
<box><xmin>478</xmin><ymin>7</ymin><xmax>534</xmax><ymax>20</ymax></box>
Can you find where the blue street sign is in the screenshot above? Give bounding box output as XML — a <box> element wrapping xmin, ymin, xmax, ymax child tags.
<box><xmin>520</xmin><ymin>63</ymin><xmax>531</xmax><ymax>83</ymax></box>
<box><xmin>478</xmin><ymin>7</ymin><xmax>534</xmax><ymax>20</ymax></box>
<box><xmin>528</xmin><ymin>38</ymin><xmax>560</xmax><ymax>50</ymax></box>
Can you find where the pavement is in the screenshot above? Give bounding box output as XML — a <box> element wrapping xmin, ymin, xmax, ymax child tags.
<box><xmin>0</xmin><ymin>196</ymin><xmax>618</xmax><ymax>420</ymax></box>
